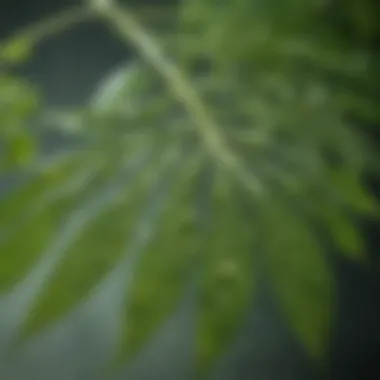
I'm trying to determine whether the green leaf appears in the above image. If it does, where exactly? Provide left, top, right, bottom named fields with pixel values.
left=0, top=154, right=99, bottom=293
left=19, top=149, right=170, bottom=339
left=0, top=75, right=40, bottom=126
left=197, top=169, right=256, bottom=376
left=0, top=36, right=33, bottom=64
left=114, top=150, right=204, bottom=365
left=0, top=152, right=86, bottom=229
left=4, top=131, right=37, bottom=168
left=329, top=168, right=379, bottom=215
left=345, top=0, right=377, bottom=38
left=321, top=208, right=366, bottom=262
left=262, top=200, right=333, bottom=361
left=0, top=75, right=40, bottom=169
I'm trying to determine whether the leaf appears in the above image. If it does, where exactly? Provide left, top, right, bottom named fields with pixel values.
left=19, top=148, right=170, bottom=338
left=275, top=178, right=368, bottom=263
left=0, top=152, right=87, bottom=229
left=262, top=200, right=333, bottom=361
left=114, top=150, right=204, bottom=365
left=0, top=154, right=101, bottom=293
left=321, top=208, right=366, bottom=262
left=3, top=131, right=37, bottom=168
left=329, top=168, right=379, bottom=215
left=0, top=75, right=40, bottom=127
left=0, top=144, right=151, bottom=298
left=90, top=63, right=143, bottom=113
left=0, top=36, right=33, bottom=64
left=345, top=0, right=377, bottom=38
left=0, top=206, right=65, bottom=293
left=0, top=75, right=40, bottom=170
left=197, top=168, right=256, bottom=376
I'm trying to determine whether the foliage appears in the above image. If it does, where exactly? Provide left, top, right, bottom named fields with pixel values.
left=0, top=0, right=379, bottom=377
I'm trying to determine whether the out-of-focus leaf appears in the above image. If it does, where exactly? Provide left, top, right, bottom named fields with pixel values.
left=328, top=167, right=379, bottom=215
left=0, top=152, right=85, bottom=229
left=0, top=206, right=61, bottom=292
left=19, top=147, right=172, bottom=338
left=0, top=74, right=40, bottom=170
left=0, top=36, right=33, bottom=64
left=115, top=150, right=204, bottom=365
left=39, top=108, right=85, bottom=135
left=336, top=92, right=380, bottom=125
left=0, top=154, right=100, bottom=293
left=0, top=145, right=141, bottom=298
left=262, top=200, right=333, bottom=361
left=197, top=169, right=255, bottom=375
left=277, top=182, right=368, bottom=263
left=345, top=0, right=377, bottom=38
left=322, top=208, right=366, bottom=262
left=0, top=75, right=40, bottom=127
left=90, top=62, right=164, bottom=117
left=91, top=63, right=141, bottom=112
left=3, top=131, right=37, bottom=168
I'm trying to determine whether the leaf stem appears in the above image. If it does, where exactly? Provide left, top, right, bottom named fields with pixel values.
left=93, top=0, right=263, bottom=195
left=0, top=6, right=94, bottom=67
left=25, top=6, right=93, bottom=42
